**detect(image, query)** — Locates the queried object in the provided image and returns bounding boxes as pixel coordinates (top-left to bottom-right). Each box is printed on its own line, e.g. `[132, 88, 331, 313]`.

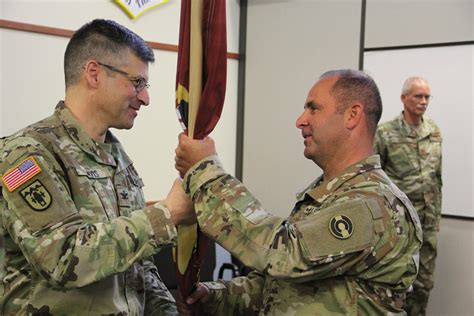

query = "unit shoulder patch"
[20, 179, 52, 211]
[329, 214, 354, 239]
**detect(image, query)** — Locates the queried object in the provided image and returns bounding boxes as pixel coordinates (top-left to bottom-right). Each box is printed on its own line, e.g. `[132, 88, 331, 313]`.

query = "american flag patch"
[2, 157, 42, 192]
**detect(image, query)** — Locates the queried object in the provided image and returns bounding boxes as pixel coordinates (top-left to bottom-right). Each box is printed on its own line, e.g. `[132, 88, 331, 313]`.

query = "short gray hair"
[401, 77, 429, 95]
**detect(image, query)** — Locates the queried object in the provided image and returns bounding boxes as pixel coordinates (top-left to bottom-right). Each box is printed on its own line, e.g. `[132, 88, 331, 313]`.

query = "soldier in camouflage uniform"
[172, 70, 422, 315]
[374, 77, 442, 316]
[0, 19, 186, 315]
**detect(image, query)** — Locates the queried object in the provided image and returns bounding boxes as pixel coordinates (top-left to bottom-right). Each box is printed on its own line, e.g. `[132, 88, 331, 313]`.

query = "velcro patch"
[2, 157, 42, 192]
[295, 199, 375, 260]
[20, 179, 52, 211]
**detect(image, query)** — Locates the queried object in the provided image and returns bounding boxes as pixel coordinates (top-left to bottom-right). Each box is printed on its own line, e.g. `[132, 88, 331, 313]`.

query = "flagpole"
[188, 0, 204, 138]
[176, 1, 204, 313]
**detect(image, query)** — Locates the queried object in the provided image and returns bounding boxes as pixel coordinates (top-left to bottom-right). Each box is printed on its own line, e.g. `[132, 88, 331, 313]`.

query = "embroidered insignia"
[20, 180, 52, 211]
[329, 215, 354, 239]
[2, 157, 42, 192]
[304, 206, 319, 215]
[120, 190, 129, 200]
[86, 170, 100, 178]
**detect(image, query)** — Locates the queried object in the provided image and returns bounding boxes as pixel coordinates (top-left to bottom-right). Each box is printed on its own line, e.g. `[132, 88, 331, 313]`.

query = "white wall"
[0, 0, 240, 281]
[365, 0, 473, 47]
[243, 0, 361, 217]
[429, 218, 474, 316]
[242, 1, 474, 315]
[365, 1, 474, 315]
[365, 45, 474, 218]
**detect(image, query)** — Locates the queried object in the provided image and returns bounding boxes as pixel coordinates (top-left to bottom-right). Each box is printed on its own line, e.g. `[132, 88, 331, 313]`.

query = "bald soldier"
[171, 69, 422, 315]
[374, 77, 442, 315]
[0, 19, 191, 315]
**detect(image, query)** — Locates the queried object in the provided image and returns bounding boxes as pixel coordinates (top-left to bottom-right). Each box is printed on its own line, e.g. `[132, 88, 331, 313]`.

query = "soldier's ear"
[401, 94, 407, 104]
[83, 60, 101, 89]
[345, 103, 363, 130]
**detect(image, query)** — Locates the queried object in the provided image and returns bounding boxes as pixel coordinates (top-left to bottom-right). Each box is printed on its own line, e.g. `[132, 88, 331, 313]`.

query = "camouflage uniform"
[374, 113, 442, 315]
[0, 102, 178, 315]
[182, 155, 422, 315]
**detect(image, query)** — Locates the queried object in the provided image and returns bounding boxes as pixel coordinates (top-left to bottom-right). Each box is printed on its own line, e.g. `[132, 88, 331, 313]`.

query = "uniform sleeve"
[200, 271, 264, 315]
[182, 157, 377, 282]
[143, 258, 178, 315]
[0, 137, 177, 288]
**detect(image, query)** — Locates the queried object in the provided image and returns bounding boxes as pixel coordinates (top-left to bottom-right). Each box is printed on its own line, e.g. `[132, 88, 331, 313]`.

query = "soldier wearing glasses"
[0, 19, 183, 315]
[374, 77, 443, 315]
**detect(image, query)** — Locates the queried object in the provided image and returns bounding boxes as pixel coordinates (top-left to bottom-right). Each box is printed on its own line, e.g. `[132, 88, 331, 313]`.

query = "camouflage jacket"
[183, 155, 422, 315]
[0, 102, 178, 315]
[374, 113, 442, 229]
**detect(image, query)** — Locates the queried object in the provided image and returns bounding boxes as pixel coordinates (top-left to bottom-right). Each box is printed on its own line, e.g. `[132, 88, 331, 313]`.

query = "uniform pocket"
[72, 165, 118, 221]
[428, 135, 442, 168]
[114, 164, 145, 216]
[387, 138, 418, 177]
[295, 199, 376, 261]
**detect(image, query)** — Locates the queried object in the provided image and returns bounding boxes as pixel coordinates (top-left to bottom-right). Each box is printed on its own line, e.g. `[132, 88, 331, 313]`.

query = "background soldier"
[374, 77, 442, 315]
[0, 19, 191, 315]
[172, 69, 422, 315]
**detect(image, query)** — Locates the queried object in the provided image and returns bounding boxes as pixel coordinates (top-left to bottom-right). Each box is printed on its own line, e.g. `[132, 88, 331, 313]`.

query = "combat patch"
[2, 157, 42, 192]
[19, 179, 52, 211]
[329, 215, 354, 239]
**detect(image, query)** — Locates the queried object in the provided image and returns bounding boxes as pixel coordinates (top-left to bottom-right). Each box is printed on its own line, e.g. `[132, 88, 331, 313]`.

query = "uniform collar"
[55, 101, 117, 167]
[103, 132, 133, 172]
[396, 112, 431, 139]
[301, 155, 382, 205]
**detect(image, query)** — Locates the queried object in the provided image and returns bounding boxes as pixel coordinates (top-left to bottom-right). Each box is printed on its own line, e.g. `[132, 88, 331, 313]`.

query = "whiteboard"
[364, 44, 473, 218]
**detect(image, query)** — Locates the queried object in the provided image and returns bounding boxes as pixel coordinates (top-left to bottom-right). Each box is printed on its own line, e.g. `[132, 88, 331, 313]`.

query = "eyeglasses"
[98, 62, 149, 93]
[411, 94, 433, 102]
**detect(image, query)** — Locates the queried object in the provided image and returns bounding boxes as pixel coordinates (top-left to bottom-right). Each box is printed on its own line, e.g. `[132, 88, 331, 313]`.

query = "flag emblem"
[2, 157, 42, 192]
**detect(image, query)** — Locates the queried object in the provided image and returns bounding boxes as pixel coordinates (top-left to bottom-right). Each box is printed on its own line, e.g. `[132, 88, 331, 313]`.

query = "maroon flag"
[175, 0, 227, 312]
[176, 0, 227, 138]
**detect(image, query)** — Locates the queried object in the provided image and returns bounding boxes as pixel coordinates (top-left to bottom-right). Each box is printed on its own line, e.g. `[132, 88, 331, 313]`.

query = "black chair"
[217, 256, 253, 279]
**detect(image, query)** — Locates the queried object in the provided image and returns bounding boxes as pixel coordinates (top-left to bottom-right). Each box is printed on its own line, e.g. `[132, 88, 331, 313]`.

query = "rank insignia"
[20, 180, 52, 211]
[2, 157, 41, 192]
[329, 214, 353, 239]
